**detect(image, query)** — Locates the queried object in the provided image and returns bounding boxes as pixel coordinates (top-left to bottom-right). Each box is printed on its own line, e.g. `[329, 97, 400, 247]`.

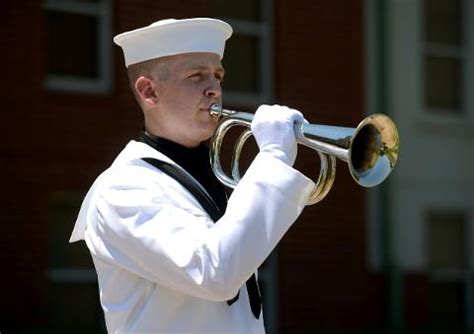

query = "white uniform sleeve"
[86, 152, 314, 302]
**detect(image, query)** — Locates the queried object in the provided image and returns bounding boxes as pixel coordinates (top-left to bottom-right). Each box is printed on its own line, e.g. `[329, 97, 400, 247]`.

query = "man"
[70, 18, 314, 333]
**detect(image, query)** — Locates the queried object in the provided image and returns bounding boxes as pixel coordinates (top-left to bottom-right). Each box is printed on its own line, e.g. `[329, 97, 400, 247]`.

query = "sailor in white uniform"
[70, 17, 314, 334]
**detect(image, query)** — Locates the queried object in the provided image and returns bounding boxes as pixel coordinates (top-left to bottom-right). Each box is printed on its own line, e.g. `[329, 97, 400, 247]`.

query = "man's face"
[152, 52, 225, 147]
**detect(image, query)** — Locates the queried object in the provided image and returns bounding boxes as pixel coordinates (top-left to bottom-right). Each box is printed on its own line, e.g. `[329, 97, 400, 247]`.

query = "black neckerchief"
[136, 130, 228, 214]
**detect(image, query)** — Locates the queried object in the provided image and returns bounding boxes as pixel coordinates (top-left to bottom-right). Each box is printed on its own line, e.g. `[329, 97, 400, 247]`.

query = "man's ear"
[135, 76, 159, 106]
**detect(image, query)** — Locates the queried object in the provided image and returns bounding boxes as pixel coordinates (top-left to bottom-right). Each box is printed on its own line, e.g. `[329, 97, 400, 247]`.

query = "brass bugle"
[209, 104, 400, 205]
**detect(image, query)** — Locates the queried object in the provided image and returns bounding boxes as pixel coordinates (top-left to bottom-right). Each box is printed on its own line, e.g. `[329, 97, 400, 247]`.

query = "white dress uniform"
[69, 17, 315, 334]
[70, 140, 314, 333]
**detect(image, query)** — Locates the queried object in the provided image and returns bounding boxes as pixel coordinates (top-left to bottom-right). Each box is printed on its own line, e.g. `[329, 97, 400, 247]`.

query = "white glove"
[251, 104, 305, 166]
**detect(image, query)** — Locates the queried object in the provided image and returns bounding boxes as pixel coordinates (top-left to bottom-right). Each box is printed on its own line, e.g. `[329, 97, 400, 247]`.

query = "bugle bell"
[209, 104, 400, 205]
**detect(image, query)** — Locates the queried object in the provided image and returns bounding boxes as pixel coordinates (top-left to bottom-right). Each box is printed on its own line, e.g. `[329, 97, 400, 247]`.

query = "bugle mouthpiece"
[209, 104, 236, 117]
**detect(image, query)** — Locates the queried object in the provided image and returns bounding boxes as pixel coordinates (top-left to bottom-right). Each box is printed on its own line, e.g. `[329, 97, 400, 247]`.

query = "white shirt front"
[70, 140, 314, 333]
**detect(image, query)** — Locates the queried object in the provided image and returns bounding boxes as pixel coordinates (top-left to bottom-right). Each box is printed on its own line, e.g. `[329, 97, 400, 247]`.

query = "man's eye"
[189, 73, 203, 80]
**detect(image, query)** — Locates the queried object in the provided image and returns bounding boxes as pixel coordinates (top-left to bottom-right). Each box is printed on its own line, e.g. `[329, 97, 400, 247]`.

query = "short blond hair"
[126, 57, 171, 103]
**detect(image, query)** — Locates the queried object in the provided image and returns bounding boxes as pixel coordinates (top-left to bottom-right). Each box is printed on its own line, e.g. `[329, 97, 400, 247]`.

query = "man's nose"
[204, 77, 222, 98]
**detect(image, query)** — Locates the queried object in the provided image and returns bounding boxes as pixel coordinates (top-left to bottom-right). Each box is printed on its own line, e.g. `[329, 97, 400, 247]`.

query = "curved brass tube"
[209, 104, 400, 205]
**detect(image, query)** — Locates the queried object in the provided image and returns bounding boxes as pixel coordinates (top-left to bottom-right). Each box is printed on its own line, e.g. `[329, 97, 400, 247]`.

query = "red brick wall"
[1, 1, 48, 327]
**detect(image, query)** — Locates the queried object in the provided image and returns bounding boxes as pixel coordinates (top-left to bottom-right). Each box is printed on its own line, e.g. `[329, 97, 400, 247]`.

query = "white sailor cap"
[113, 18, 233, 67]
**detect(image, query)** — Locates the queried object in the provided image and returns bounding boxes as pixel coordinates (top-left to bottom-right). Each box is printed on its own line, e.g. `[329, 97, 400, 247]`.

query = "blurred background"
[1, 0, 473, 333]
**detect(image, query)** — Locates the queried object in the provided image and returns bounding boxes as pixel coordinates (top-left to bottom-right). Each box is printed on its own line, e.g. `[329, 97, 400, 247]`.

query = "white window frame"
[425, 207, 473, 329]
[218, 0, 274, 108]
[418, 0, 474, 128]
[43, 0, 113, 94]
[46, 190, 104, 330]
[47, 190, 97, 285]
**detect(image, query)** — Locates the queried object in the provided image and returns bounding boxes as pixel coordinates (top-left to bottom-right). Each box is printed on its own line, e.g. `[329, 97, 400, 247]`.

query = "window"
[43, 0, 113, 94]
[47, 192, 105, 332]
[215, 0, 274, 107]
[427, 210, 467, 328]
[422, 0, 465, 114]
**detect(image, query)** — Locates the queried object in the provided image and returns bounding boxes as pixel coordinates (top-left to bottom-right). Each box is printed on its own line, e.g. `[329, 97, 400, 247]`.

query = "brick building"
[1, 0, 472, 333]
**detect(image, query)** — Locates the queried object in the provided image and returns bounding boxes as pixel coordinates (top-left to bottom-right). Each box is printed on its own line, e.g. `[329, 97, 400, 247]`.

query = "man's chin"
[200, 126, 218, 143]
